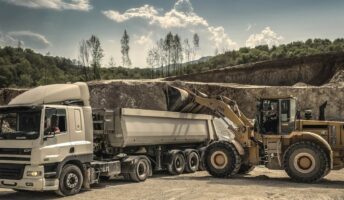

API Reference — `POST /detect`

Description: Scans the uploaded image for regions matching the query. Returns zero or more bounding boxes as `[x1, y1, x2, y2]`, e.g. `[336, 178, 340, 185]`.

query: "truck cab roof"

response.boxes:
[9, 82, 90, 106]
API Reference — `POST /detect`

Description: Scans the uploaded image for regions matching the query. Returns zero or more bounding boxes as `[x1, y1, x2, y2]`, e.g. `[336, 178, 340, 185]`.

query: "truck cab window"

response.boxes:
[44, 108, 67, 135]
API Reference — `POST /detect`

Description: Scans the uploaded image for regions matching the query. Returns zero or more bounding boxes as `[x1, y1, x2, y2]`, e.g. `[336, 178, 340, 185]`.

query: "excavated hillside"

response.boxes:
[166, 52, 344, 86]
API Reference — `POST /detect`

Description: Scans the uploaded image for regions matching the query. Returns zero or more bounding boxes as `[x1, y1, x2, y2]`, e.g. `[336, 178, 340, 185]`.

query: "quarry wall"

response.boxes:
[2, 80, 342, 121]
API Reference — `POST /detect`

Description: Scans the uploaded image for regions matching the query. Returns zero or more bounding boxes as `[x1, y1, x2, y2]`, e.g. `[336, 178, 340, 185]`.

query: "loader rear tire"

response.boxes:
[284, 141, 329, 183]
[238, 164, 255, 175]
[205, 141, 241, 178]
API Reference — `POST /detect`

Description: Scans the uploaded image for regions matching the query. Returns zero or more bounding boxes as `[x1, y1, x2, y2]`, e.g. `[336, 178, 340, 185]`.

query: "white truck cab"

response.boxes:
[0, 83, 94, 195]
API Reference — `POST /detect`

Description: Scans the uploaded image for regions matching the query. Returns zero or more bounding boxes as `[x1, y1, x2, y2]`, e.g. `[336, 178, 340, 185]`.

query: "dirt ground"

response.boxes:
[0, 167, 343, 200]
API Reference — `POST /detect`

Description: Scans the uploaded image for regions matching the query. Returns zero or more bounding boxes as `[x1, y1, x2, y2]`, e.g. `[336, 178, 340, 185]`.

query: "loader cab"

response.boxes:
[256, 97, 296, 135]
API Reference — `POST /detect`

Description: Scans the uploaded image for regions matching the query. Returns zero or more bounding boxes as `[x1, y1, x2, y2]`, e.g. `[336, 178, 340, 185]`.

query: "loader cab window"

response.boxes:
[257, 100, 279, 134]
[44, 108, 67, 135]
[257, 98, 296, 135]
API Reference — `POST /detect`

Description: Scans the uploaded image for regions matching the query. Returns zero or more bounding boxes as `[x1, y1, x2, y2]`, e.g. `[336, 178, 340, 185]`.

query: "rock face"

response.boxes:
[166, 52, 344, 86]
[0, 88, 26, 105]
[88, 80, 167, 110]
[1, 80, 343, 121]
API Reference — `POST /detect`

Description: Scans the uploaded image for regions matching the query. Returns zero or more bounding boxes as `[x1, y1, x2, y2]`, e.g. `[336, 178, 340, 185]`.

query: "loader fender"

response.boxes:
[230, 139, 245, 156]
[283, 131, 333, 169]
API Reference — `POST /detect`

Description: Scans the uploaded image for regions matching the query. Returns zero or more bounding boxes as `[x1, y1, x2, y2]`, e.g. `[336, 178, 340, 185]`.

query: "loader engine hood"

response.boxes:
[9, 82, 90, 106]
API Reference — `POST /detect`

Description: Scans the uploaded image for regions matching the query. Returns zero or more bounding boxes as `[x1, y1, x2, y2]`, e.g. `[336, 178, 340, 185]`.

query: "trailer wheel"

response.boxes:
[56, 164, 83, 196]
[237, 164, 255, 175]
[167, 152, 186, 175]
[129, 157, 151, 182]
[205, 141, 241, 178]
[123, 173, 131, 181]
[185, 151, 200, 173]
[284, 141, 329, 183]
[198, 148, 206, 171]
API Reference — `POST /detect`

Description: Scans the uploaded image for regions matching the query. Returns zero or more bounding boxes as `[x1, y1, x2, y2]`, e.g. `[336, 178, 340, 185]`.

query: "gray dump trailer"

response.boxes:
[0, 82, 230, 196]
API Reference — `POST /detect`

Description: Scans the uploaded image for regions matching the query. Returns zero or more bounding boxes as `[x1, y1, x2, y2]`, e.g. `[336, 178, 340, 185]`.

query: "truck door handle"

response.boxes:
[69, 147, 75, 153]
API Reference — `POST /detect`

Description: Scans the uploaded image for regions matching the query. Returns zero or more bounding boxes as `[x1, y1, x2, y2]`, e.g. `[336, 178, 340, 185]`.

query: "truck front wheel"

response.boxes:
[284, 141, 329, 183]
[56, 164, 83, 196]
[205, 141, 241, 178]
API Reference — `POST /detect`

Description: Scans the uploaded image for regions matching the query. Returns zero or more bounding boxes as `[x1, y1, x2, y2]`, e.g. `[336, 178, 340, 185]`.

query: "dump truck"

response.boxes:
[167, 86, 344, 183]
[0, 83, 231, 196]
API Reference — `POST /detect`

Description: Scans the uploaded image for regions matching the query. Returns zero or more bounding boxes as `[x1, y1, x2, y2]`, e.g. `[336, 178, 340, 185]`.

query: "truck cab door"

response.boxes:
[43, 107, 71, 157]
[66, 107, 90, 156]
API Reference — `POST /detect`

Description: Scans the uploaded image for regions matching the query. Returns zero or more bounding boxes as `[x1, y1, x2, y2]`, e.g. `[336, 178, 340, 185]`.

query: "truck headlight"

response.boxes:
[27, 171, 42, 177]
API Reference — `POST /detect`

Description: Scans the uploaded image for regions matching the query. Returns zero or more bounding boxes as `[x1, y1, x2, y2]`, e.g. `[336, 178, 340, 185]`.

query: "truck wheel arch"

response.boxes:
[283, 132, 333, 169]
[56, 154, 93, 178]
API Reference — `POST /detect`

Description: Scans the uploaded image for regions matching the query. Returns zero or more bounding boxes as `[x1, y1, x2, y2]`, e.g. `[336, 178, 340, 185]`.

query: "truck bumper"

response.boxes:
[0, 165, 59, 191]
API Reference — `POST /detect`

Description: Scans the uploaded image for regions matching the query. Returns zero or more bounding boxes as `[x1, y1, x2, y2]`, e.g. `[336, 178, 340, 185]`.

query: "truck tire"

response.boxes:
[167, 152, 186, 175]
[204, 141, 241, 178]
[237, 164, 255, 175]
[123, 173, 131, 181]
[198, 148, 206, 171]
[129, 157, 151, 182]
[185, 150, 200, 173]
[283, 141, 329, 183]
[56, 164, 83, 196]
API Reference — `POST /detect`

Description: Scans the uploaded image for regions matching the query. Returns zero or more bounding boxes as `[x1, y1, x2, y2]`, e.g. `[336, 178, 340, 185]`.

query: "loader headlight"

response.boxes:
[27, 171, 42, 177]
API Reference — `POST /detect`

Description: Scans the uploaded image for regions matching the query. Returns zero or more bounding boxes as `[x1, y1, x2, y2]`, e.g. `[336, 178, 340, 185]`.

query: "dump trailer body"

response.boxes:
[114, 108, 215, 147]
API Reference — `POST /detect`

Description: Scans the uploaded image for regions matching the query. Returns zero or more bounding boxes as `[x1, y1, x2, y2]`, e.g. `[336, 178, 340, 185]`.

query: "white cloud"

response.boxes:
[134, 32, 153, 46]
[208, 26, 237, 50]
[246, 27, 284, 48]
[2, 0, 92, 11]
[102, 5, 158, 23]
[0, 31, 51, 49]
[102, 0, 236, 50]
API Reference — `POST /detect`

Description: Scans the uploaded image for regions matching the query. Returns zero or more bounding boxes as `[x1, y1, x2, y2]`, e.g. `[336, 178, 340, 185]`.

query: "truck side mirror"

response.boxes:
[43, 132, 55, 140]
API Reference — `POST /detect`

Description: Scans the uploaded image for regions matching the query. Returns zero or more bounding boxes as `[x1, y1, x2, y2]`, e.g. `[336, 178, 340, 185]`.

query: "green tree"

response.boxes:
[121, 30, 131, 67]
[87, 35, 104, 80]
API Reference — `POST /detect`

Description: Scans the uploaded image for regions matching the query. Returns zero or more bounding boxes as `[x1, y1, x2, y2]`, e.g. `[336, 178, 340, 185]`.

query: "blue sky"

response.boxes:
[0, 0, 343, 67]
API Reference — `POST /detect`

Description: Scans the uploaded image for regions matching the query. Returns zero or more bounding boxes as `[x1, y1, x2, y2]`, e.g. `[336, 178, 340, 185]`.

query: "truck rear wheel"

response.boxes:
[205, 141, 241, 178]
[284, 141, 329, 183]
[56, 164, 83, 196]
[129, 157, 151, 182]
[167, 152, 186, 175]
[185, 150, 200, 173]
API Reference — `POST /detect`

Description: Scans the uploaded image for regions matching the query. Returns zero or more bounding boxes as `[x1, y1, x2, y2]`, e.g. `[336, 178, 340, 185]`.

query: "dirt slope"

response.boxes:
[166, 52, 344, 86]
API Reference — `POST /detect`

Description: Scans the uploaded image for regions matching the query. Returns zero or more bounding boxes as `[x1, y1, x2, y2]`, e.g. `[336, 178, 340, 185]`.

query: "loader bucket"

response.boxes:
[165, 86, 210, 114]
[165, 86, 192, 112]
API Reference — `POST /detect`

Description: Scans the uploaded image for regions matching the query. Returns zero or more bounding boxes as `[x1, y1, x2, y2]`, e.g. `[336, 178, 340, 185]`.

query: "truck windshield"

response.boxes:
[0, 107, 41, 140]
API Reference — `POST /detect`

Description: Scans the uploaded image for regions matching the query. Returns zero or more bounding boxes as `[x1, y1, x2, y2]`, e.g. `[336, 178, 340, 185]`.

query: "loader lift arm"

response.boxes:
[166, 86, 257, 146]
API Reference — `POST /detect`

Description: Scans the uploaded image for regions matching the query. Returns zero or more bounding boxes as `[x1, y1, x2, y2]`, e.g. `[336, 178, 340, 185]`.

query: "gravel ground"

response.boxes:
[1, 167, 344, 200]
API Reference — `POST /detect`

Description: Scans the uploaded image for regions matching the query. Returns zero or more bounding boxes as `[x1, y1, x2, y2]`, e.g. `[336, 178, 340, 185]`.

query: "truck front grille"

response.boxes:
[0, 164, 25, 180]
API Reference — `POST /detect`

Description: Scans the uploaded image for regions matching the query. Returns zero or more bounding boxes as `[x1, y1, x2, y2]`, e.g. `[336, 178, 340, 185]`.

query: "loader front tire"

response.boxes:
[205, 141, 241, 178]
[284, 141, 329, 183]
[237, 164, 255, 175]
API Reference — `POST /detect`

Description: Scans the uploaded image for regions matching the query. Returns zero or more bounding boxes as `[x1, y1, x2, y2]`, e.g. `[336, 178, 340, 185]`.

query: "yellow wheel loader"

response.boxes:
[166, 86, 344, 183]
